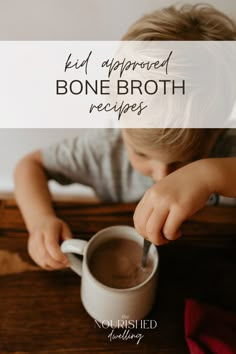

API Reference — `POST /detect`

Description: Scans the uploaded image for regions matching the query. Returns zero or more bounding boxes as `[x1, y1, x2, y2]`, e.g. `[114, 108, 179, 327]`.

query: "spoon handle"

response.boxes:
[142, 239, 152, 268]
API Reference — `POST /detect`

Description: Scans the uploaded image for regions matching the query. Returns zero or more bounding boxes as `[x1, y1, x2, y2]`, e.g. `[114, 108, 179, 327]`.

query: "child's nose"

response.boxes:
[152, 164, 169, 181]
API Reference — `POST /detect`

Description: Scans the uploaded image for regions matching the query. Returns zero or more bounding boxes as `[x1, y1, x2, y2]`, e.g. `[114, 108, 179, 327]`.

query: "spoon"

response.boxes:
[141, 239, 152, 268]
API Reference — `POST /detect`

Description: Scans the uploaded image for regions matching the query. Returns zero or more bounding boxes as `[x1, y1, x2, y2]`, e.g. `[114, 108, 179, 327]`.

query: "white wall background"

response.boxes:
[0, 0, 236, 195]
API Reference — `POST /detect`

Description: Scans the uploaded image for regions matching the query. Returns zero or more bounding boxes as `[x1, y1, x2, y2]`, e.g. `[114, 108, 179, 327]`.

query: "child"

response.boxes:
[14, 4, 236, 270]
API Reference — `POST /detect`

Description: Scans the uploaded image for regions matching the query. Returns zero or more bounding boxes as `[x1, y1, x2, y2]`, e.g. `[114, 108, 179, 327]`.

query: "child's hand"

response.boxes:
[28, 215, 72, 270]
[134, 160, 213, 245]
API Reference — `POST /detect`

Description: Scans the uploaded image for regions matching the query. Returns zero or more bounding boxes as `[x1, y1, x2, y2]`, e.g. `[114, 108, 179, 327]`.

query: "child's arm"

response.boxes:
[133, 157, 236, 245]
[14, 151, 71, 269]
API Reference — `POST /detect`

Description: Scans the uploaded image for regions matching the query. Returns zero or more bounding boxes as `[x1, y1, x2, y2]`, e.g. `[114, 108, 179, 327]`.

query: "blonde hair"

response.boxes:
[122, 4, 236, 41]
[125, 128, 219, 161]
[122, 4, 236, 159]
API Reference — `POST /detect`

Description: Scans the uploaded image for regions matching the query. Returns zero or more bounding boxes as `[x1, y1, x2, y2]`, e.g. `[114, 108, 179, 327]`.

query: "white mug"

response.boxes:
[61, 225, 159, 327]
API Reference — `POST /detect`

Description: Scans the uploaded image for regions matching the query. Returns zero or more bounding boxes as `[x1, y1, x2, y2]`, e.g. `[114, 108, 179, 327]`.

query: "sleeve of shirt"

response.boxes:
[41, 129, 101, 187]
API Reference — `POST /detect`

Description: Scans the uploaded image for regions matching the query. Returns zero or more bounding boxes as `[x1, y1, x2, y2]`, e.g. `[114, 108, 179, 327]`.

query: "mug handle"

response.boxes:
[61, 239, 88, 276]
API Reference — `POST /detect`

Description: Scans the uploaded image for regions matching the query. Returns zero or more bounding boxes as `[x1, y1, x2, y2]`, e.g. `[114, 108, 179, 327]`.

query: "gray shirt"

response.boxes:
[42, 129, 236, 204]
[42, 129, 153, 202]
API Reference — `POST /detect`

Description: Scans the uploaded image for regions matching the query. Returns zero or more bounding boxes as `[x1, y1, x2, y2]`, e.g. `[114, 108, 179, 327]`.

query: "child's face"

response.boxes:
[122, 130, 221, 182]
[122, 131, 189, 182]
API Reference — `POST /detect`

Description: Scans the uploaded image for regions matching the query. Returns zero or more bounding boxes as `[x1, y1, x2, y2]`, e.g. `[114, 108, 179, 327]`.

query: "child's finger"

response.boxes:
[133, 199, 153, 237]
[162, 206, 185, 241]
[45, 234, 69, 265]
[29, 233, 66, 269]
[145, 208, 169, 245]
[61, 222, 73, 240]
[41, 253, 68, 270]
[38, 246, 68, 269]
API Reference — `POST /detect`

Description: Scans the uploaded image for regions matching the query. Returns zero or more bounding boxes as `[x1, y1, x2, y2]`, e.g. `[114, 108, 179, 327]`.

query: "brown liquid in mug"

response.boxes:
[89, 239, 154, 289]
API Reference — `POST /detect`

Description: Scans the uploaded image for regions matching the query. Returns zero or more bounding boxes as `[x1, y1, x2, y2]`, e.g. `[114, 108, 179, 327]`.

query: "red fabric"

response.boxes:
[185, 299, 236, 354]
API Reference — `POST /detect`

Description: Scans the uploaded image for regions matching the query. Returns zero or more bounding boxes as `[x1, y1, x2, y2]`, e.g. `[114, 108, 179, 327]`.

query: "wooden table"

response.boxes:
[0, 199, 236, 354]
